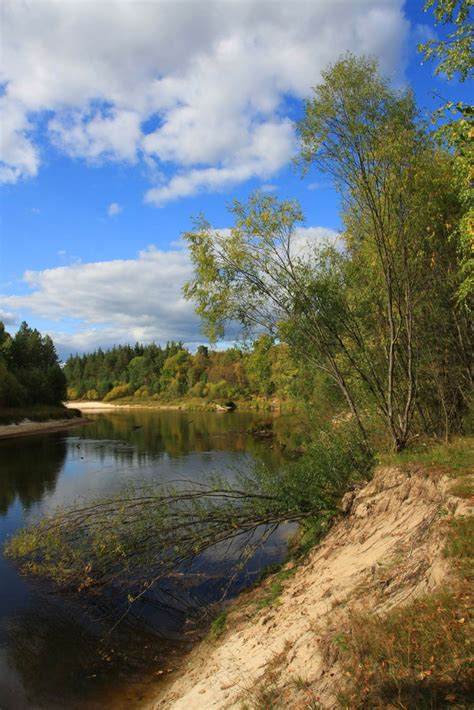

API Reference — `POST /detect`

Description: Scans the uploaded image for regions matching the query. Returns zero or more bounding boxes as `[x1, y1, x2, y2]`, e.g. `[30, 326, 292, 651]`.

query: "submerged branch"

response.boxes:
[5, 425, 373, 615]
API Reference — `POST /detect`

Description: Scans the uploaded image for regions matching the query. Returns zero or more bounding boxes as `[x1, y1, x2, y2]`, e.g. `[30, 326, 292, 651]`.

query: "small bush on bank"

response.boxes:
[103, 384, 131, 402]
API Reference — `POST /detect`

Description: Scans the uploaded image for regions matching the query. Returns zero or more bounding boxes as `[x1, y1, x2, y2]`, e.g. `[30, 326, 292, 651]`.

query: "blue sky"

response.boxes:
[0, 0, 467, 358]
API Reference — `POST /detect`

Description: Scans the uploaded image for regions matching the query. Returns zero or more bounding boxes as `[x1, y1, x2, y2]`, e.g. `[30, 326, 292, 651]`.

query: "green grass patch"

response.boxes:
[255, 568, 296, 610]
[380, 437, 474, 477]
[449, 478, 474, 499]
[338, 583, 473, 708]
[209, 611, 227, 640]
[444, 516, 474, 580]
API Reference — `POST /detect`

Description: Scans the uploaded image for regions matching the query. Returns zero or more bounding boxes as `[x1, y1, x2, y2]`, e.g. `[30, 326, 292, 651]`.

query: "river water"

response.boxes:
[0, 410, 288, 709]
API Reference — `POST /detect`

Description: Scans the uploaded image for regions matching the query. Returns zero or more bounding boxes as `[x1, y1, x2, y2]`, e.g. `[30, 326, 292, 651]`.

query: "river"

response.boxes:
[0, 410, 289, 709]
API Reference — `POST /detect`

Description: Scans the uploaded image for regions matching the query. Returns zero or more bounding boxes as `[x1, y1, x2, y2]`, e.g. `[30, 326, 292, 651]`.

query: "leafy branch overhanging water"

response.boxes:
[5, 426, 372, 615]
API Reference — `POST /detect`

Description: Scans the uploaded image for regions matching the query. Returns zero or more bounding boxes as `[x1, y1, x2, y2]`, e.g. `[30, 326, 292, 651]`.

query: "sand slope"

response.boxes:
[152, 465, 470, 709]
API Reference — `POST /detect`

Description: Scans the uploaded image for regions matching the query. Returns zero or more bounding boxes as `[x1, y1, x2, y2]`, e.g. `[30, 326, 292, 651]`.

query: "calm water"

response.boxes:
[0, 410, 288, 709]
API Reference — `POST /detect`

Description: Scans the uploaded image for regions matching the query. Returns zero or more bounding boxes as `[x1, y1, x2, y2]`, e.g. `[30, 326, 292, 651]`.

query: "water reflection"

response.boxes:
[0, 436, 67, 515]
[0, 411, 285, 709]
[4, 593, 186, 710]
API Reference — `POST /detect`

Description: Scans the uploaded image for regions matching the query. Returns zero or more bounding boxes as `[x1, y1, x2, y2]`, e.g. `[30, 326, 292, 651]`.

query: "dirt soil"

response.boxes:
[151, 464, 472, 709]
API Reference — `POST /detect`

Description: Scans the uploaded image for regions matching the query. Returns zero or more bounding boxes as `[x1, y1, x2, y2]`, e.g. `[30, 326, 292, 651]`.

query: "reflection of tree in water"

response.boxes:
[82, 411, 281, 463]
[0, 435, 67, 515]
[6, 594, 183, 709]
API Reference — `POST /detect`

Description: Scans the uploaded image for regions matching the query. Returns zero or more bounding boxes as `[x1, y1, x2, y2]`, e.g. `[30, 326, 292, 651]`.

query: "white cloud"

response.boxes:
[0, 308, 17, 325]
[49, 109, 141, 163]
[0, 1, 409, 199]
[291, 226, 341, 259]
[107, 202, 123, 217]
[0, 245, 198, 353]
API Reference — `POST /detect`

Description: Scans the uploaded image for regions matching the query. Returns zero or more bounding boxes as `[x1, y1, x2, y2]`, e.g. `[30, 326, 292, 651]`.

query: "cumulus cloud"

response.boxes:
[0, 0, 409, 200]
[0, 308, 17, 326]
[0, 226, 338, 353]
[107, 202, 123, 217]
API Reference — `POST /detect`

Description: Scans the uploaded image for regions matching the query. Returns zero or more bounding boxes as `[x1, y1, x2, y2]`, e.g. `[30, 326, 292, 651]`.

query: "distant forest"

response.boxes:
[63, 335, 338, 408]
[0, 321, 67, 407]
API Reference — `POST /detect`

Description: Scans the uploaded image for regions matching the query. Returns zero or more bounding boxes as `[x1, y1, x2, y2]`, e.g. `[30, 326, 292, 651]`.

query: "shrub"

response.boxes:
[133, 386, 150, 399]
[103, 384, 131, 402]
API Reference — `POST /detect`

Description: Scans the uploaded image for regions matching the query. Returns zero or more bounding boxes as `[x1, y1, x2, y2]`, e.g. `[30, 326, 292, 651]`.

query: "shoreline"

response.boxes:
[150, 462, 472, 709]
[65, 401, 185, 412]
[0, 417, 90, 440]
[66, 399, 283, 414]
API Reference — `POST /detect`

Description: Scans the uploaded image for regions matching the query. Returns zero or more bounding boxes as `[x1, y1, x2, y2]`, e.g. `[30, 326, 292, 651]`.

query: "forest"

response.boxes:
[63, 336, 339, 410]
[0, 321, 66, 408]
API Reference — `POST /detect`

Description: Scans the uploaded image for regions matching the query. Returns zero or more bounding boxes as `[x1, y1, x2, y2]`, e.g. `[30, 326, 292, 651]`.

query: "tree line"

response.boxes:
[0, 321, 67, 407]
[63, 335, 340, 411]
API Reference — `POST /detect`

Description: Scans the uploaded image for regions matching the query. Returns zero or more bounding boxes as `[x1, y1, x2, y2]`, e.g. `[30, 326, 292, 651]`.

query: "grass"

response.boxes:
[336, 510, 473, 709]
[255, 568, 296, 610]
[209, 611, 227, 640]
[449, 478, 474, 499]
[444, 516, 474, 578]
[380, 436, 474, 477]
[0, 405, 82, 425]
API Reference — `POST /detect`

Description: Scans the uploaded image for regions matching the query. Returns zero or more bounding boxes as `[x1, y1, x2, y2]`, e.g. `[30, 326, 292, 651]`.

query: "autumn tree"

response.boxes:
[184, 56, 470, 450]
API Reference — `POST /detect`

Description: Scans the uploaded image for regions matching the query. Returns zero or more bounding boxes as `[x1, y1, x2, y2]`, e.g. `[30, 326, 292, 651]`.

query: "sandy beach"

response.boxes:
[0, 417, 89, 440]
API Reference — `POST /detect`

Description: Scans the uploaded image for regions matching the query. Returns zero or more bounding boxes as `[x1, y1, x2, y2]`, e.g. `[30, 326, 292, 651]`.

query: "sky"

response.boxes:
[0, 0, 465, 359]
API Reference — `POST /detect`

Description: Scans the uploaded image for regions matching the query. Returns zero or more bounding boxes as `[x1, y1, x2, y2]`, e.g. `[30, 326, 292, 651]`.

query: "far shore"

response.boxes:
[65, 400, 186, 412]
[0, 417, 90, 440]
[66, 398, 282, 414]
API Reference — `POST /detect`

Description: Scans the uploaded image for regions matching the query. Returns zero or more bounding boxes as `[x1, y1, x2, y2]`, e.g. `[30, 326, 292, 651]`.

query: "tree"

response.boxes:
[184, 192, 372, 443]
[184, 57, 470, 450]
[7, 321, 66, 405]
[420, 0, 473, 81]
[419, 0, 473, 308]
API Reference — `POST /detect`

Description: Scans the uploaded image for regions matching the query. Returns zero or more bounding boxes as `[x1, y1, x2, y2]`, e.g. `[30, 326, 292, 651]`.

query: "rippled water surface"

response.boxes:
[0, 410, 287, 709]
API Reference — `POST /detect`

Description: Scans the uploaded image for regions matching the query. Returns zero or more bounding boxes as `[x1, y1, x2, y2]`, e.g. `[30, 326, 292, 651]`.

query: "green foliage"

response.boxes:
[381, 436, 474, 476]
[339, 585, 472, 708]
[0, 321, 66, 408]
[255, 569, 296, 610]
[420, 0, 473, 82]
[419, 1, 473, 309]
[62, 335, 339, 417]
[103, 383, 131, 402]
[183, 55, 472, 450]
[449, 478, 474, 499]
[444, 516, 474, 576]
[209, 611, 227, 640]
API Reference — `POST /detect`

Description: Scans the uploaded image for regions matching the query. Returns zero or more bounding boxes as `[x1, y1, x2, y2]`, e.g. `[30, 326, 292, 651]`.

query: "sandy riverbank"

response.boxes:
[65, 400, 122, 411]
[0, 417, 89, 440]
[150, 464, 472, 709]
[65, 401, 234, 412]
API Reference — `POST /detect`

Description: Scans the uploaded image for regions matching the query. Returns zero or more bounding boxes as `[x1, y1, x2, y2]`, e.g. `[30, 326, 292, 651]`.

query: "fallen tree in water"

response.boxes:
[5, 425, 372, 614]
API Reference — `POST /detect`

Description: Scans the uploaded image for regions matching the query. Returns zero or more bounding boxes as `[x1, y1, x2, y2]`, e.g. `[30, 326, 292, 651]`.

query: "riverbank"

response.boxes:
[66, 396, 285, 413]
[0, 416, 89, 440]
[151, 440, 473, 709]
